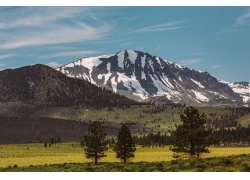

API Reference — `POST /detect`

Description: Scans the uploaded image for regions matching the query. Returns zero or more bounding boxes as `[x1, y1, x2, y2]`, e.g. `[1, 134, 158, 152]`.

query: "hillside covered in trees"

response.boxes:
[0, 64, 140, 109]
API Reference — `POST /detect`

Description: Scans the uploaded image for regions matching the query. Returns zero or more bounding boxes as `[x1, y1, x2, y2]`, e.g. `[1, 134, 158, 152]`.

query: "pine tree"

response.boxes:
[84, 121, 108, 165]
[80, 139, 84, 148]
[170, 106, 215, 158]
[44, 142, 47, 148]
[113, 124, 136, 163]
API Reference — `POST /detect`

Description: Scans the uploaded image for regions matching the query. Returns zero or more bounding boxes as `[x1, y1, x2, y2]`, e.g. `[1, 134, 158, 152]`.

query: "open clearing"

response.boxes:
[1, 143, 250, 168]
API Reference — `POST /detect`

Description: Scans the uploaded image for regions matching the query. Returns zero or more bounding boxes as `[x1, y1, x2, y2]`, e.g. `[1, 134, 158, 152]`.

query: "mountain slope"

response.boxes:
[57, 50, 243, 105]
[219, 80, 250, 103]
[0, 64, 138, 108]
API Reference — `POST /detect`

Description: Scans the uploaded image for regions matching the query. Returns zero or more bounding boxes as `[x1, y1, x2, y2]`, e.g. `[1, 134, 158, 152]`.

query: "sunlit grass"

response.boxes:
[1, 143, 250, 168]
[238, 113, 250, 127]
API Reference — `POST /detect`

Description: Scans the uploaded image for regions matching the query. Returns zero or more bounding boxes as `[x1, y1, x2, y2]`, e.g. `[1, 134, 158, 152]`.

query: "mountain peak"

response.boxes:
[56, 50, 247, 106]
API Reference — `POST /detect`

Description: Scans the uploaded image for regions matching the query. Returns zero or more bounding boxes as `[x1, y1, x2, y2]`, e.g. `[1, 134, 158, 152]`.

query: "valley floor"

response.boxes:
[1, 143, 250, 172]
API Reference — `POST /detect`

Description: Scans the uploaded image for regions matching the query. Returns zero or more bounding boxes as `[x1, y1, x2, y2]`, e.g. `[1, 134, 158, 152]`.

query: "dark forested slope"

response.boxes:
[0, 64, 139, 109]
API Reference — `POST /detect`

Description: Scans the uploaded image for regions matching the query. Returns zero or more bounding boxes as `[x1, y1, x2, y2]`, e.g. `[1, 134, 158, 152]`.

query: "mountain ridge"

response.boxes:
[0, 64, 139, 108]
[56, 50, 248, 106]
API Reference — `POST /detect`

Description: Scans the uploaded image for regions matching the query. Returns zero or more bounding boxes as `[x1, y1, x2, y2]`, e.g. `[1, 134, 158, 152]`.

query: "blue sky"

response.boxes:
[1, 5, 250, 83]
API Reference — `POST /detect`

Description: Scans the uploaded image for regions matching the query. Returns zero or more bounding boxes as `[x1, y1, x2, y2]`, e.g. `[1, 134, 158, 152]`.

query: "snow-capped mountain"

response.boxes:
[218, 80, 250, 103]
[56, 50, 245, 105]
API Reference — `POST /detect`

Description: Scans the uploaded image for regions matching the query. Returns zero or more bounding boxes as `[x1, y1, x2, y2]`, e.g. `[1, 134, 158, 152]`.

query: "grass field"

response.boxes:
[238, 113, 250, 127]
[30, 105, 235, 134]
[1, 142, 250, 169]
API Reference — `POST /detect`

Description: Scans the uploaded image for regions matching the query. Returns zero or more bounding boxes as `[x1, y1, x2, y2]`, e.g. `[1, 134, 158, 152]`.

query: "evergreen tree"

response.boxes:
[44, 142, 47, 148]
[80, 139, 84, 148]
[84, 121, 108, 165]
[113, 124, 136, 163]
[170, 106, 215, 158]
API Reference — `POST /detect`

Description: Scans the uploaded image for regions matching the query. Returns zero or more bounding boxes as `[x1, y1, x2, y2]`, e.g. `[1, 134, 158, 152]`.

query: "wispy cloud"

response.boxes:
[133, 21, 186, 33]
[179, 59, 203, 66]
[192, 52, 206, 55]
[0, 54, 15, 59]
[0, 63, 7, 67]
[136, 47, 146, 50]
[211, 65, 221, 69]
[219, 8, 250, 34]
[46, 62, 62, 68]
[233, 8, 250, 27]
[0, 7, 115, 49]
[155, 45, 178, 50]
[120, 42, 131, 47]
[40, 50, 102, 59]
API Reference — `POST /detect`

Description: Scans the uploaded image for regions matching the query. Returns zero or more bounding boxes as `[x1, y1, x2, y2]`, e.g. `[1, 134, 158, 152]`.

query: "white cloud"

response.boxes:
[0, 7, 115, 49]
[133, 21, 186, 33]
[155, 45, 178, 50]
[120, 42, 131, 47]
[0, 7, 98, 29]
[136, 47, 146, 50]
[155, 45, 161, 50]
[0, 63, 7, 67]
[46, 62, 62, 68]
[0, 23, 113, 49]
[41, 50, 102, 59]
[219, 7, 250, 34]
[179, 59, 203, 65]
[211, 65, 221, 69]
[233, 8, 250, 27]
[0, 54, 14, 59]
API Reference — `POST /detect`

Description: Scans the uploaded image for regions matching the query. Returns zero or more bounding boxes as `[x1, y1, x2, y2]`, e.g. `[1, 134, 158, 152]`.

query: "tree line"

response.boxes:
[80, 106, 216, 165]
[211, 126, 250, 146]
[131, 125, 250, 147]
[206, 106, 250, 129]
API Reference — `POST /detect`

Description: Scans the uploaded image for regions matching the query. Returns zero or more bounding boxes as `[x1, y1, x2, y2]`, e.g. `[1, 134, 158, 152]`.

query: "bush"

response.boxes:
[241, 162, 250, 172]
[222, 158, 232, 165]
[194, 163, 208, 171]
[170, 160, 178, 165]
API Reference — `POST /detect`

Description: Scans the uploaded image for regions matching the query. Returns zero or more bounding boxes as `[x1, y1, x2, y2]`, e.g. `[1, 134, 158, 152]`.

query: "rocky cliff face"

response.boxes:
[56, 50, 245, 105]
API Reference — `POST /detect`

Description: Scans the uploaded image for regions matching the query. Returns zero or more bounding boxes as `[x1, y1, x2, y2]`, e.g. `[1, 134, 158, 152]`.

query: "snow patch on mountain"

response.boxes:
[206, 90, 228, 99]
[219, 79, 250, 103]
[127, 50, 137, 64]
[117, 73, 148, 100]
[117, 51, 125, 69]
[218, 79, 230, 84]
[196, 70, 204, 73]
[191, 90, 209, 102]
[57, 50, 246, 105]
[110, 76, 117, 93]
[155, 57, 161, 65]
[162, 76, 175, 89]
[190, 78, 205, 88]
[149, 59, 155, 73]
[141, 54, 146, 69]
[148, 74, 173, 95]
[175, 63, 184, 69]
[178, 77, 182, 82]
[187, 93, 201, 103]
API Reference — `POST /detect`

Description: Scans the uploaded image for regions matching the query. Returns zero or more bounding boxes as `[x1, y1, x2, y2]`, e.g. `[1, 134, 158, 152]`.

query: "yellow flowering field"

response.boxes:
[0, 143, 250, 168]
